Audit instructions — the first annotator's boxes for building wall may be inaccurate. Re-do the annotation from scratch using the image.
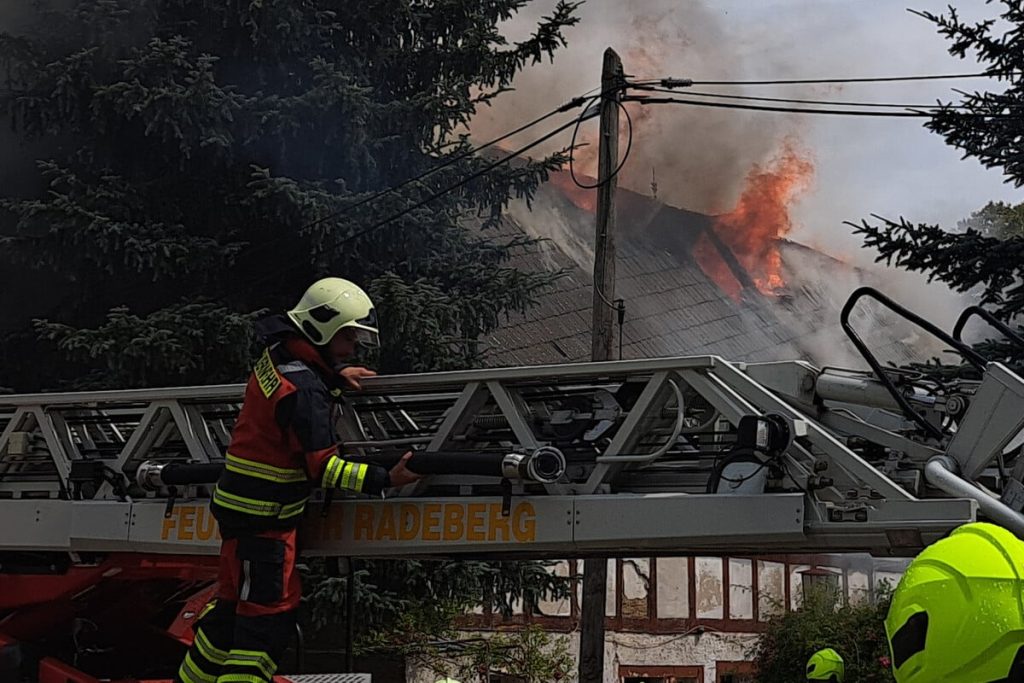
[406,554,903,683]
[406,629,759,683]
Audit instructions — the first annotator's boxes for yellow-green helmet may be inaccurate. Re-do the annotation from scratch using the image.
[287,277,379,347]
[885,522,1024,682]
[806,648,844,682]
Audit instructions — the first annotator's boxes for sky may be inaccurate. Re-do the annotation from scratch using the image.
[472,0,1020,267]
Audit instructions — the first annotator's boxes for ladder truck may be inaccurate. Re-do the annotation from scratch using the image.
[2,287,1024,681]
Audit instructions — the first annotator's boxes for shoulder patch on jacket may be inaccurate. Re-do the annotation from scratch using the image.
[276,361,311,375]
[279,361,326,391]
[254,348,283,398]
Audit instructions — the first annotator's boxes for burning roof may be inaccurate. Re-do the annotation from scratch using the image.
[479,168,918,370]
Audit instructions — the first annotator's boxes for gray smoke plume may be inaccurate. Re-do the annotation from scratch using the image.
[472,0,804,213]
[474,0,983,367]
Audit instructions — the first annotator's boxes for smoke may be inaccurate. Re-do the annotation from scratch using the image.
[474,0,802,214]
[779,246,974,368]
[476,0,1000,367]
[506,191,594,272]
[480,0,1018,229]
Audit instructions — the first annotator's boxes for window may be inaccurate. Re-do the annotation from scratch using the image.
[717,660,756,682]
[536,560,572,616]
[622,558,651,619]
[489,675,526,683]
[696,557,724,619]
[656,557,690,618]
[876,570,904,593]
[728,559,753,620]
[789,564,810,610]
[620,665,703,683]
[717,675,754,683]
[847,569,870,605]
[757,560,785,620]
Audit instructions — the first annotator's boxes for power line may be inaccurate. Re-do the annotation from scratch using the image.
[289,94,592,238]
[32,69,1012,314]
[569,94,634,190]
[632,87,995,110]
[316,114,589,251]
[623,95,1007,118]
[246,111,596,289]
[34,91,603,317]
[227,88,609,291]
[631,71,1001,87]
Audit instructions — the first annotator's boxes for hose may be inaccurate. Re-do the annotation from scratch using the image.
[135,446,567,490]
[924,456,1024,536]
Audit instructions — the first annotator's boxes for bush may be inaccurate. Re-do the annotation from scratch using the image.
[752,585,893,682]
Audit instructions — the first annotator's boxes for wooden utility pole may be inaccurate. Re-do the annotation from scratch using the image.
[589,47,622,363]
[580,46,623,683]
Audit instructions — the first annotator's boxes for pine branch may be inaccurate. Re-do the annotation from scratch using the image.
[850,215,1024,319]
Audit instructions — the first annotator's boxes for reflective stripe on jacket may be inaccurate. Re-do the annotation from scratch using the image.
[211,331,389,534]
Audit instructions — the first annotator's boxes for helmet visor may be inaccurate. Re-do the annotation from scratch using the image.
[348,324,380,348]
[890,611,928,670]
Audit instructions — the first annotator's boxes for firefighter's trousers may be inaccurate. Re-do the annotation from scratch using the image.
[175,527,300,683]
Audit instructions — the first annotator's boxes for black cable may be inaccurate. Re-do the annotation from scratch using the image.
[719,459,770,485]
[567,92,601,187]
[632,87,1003,111]
[707,446,810,494]
[301,94,606,256]
[320,115,586,247]
[568,91,634,190]
[32,93,598,318]
[615,299,625,361]
[631,71,1000,87]
[707,447,765,493]
[783,462,808,494]
[248,112,595,288]
[229,94,593,270]
[238,87,610,289]
[625,95,1011,118]
[289,95,591,239]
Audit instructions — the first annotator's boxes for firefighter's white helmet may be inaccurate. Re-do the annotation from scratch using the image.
[287,277,379,347]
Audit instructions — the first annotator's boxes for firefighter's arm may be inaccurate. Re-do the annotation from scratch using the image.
[282,383,390,496]
[337,366,377,391]
[325,366,377,397]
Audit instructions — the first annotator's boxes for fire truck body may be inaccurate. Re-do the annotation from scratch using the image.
[3,290,1023,681]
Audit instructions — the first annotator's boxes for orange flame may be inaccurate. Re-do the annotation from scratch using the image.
[548,169,597,213]
[692,231,743,302]
[713,138,814,295]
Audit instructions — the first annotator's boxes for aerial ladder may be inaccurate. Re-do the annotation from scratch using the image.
[2,287,1024,681]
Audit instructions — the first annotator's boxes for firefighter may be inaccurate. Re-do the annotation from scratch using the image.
[175,277,421,683]
[885,521,1024,682]
[806,648,844,682]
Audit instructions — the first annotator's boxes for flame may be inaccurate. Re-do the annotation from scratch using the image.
[692,231,742,302]
[712,138,814,295]
[543,137,814,302]
[548,169,597,213]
